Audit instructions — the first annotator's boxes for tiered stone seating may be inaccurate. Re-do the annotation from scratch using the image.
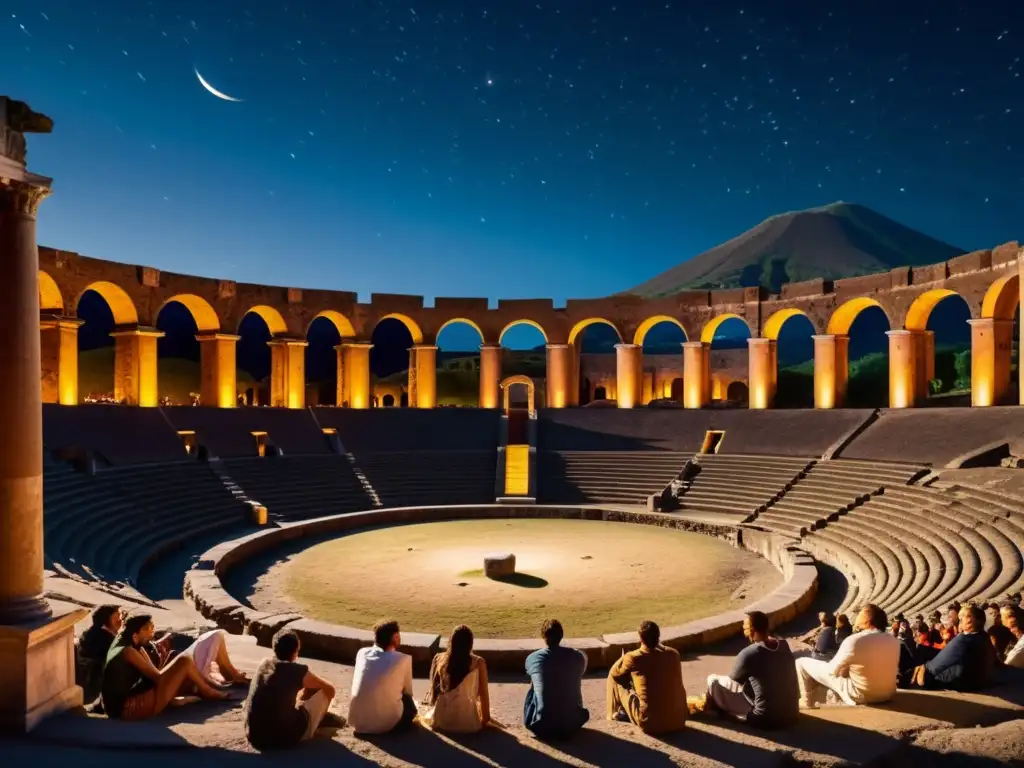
[43,404,186,465]
[676,453,812,522]
[351,450,497,508]
[220,456,374,521]
[163,406,334,457]
[536,451,689,506]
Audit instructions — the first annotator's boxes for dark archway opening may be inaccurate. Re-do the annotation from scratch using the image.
[156,302,200,406]
[306,317,342,406]
[237,313,273,406]
[76,290,116,402]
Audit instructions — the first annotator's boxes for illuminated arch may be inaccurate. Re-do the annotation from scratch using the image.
[501,374,536,415]
[827,297,885,336]
[240,305,288,336]
[567,317,622,346]
[376,313,424,345]
[77,281,139,326]
[307,309,356,339]
[436,317,485,344]
[982,274,1019,321]
[904,288,963,332]
[633,315,688,346]
[158,294,221,333]
[39,270,63,312]
[763,308,810,341]
[499,319,548,345]
[700,313,750,344]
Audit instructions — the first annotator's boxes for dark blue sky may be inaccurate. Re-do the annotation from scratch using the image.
[5,1,1022,315]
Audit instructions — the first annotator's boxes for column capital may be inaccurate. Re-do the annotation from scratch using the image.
[109,325,164,339]
[681,340,708,349]
[545,343,570,349]
[39,313,84,330]
[0,176,51,217]
[340,340,374,350]
[410,344,439,351]
[479,343,502,350]
[968,318,1014,327]
[195,332,241,343]
[811,334,849,341]
[266,337,309,348]
[885,329,913,338]
[746,337,775,346]
[613,343,641,350]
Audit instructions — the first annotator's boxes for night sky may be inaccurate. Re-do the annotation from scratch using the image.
[3,1,1021,356]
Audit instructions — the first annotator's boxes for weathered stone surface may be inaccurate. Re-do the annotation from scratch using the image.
[288,618,439,664]
[483,552,516,579]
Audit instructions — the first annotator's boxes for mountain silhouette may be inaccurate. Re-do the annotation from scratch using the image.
[625,202,966,296]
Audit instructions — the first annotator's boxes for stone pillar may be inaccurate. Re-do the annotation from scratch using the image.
[747,337,776,409]
[569,339,582,406]
[409,345,437,408]
[545,343,571,408]
[342,342,372,409]
[267,338,308,409]
[682,341,710,409]
[887,330,916,409]
[478,344,501,408]
[110,327,163,407]
[39,315,82,405]
[614,343,642,409]
[969,319,1014,407]
[910,330,931,403]
[196,333,239,408]
[813,334,849,409]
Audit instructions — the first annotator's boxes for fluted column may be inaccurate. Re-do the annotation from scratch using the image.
[408,345,437,408]
[969,319,1014,407]
[110,327,163,407]
[478,344,501,408]
[886,330,916,409]
[813,334,849,409]
[682,341,709,409]
[614,343,642,409]
[341,341,372,409]
[545,343,571,408]
[267,337,308,409]
[196,333,239,408]
[747,337,776,409]
[39,315,82,405]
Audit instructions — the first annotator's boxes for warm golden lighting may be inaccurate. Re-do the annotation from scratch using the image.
[161,293,221,334]
[682,341,709,409]
[504,444,530,496]
[904,289,958,332]
[80,280,139,326]
[411,345,438,409]
[308,309,356,338]
[762,308,808,341]
[747,337,775,409]
[969,318,1013,407]
[197,333,239,408]
[322,427,336,435]
[39,270,63,312]
[813,334,848,409]
[251,431,268,457]
[498,319,548,345]
[40,316,83,405]
[501,375,536,416]
[268,338,308,409]
[568,317,620,346]
[545,344,571,408]
[378,313,425,345]
[111,327,164,407]
[700,313,749,345]
[886,330,915,409]
[343,342,373,409]
[242,305,288,336]
[827,297,884,336]
[633,315,688,347]
[478,344,502,408]
[614,343,641,408]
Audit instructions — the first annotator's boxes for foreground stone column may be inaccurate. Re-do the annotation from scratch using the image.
[39,315,82,405]
[110,327,163,407]
[267,338,308,409]
[682,341,709,409]
[813,334,849,409]
[970,319,1014,407]
[887,330,916,409]
[409,345,437,408]
[196,333,239,408]
[569,339,582,406]
[614,343,642,409]
[546,343,571,408]
[341,341,372,409]
[478,344,501,408]
[747,337,776,409]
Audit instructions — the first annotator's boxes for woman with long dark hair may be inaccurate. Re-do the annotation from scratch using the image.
[421,625,492,732]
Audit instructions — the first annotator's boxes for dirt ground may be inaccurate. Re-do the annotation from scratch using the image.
[247,518,782,637]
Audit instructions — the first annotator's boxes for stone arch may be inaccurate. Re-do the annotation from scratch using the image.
[436,317,485,345]
[501,374,535,416]
[158,294,221,333]
[763,308,810,341]
[982,274,1019,321]
[827,297,887,336]
[633,315,688,346]
[77,281,139,326]
[377,313,424,345]
[700,313,750,344]
[567,317,623,346]
[240,305,288,336]
[307,310,355,339]
[904,288,964,332]
[499,319,548,345]
[39,270,63,312]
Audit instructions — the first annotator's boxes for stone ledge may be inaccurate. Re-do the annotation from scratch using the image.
[288,618,439,665]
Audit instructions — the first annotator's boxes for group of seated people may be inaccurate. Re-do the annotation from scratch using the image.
[76,597,1024,750]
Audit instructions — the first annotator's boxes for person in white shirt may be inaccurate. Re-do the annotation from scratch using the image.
[347,620,417,734]
[795,604,900,708]
[1001,604,1024,668]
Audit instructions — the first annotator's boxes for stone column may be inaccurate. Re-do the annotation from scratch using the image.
[887,330,916,409]
[334,344,345,407]
[813,334,849,409]
[569,339,582,406]
[682,341,709,409]
[478,344,501,408]
[267,338,308,409]
[342,342,373,409]
[545,343,571,408]
[969,319,1014,407]
[614,343,642,409]
[910,330,931,403]
[196,333,239,408]
[39,315,82,405]
[409,345,437,409]
[747,337,776,409]
[110,327,163,407]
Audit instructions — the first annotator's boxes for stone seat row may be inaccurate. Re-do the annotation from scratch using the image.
[350,449,498,508]
[536,451,691,506]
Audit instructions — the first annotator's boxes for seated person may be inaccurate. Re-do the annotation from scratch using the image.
[703,611,799,728]
[1002,604,1024,668]
[795,604,900,708]
[77,604,122,705]
[810,612,838,661]
[348,619,416,735]
[834,613,852,646]
[102,614,245,720]
[244,629,338,750]
[987,603,1015,662]
[421,625,491,733]
[606,620,687,735]
[523,619,589,740]
[907,604,996,691]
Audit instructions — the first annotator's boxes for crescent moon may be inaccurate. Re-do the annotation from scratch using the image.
[194,68,243,102]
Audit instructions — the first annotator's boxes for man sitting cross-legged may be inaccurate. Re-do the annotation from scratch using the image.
[348,619,417,735]
[701,610,799,728]
[906,603,997,691]
[606,620,687,735]
[244,629,341,750]
[523,618,590,740]
[795,604,900,708]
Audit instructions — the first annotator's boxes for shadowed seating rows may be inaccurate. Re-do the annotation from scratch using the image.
[676,453,813,523]
[536,451,690,506]
[349,450,497,508]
